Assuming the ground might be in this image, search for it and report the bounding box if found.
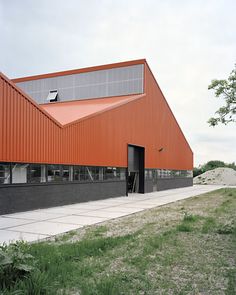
[1,188,236,295]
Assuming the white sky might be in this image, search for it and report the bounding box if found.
[0,0,235,166]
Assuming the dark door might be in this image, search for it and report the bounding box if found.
[128,145,144,193]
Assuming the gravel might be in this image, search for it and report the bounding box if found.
[194,167,236,185]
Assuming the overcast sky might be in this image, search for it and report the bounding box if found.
[0,0,235,166]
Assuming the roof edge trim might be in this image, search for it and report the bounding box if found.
[0,72,63,128]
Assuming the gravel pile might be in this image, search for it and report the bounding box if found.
[194,167,236,185]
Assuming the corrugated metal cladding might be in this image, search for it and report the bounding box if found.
[0,60,193,170]
[15,64,144,104]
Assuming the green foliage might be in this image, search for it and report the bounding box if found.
[193,167,204,177]
[203,160,226,171]
[201,217,216,233]
[80,277,117,295]
[176,212,200,232]
[0,241,35,289]
[226,269,236,295]
[183,212,200,222]
[208,64,236,126]
[176,223,192,232]
[217,221,235,235]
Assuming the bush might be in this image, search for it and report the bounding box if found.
[0,241,35,289]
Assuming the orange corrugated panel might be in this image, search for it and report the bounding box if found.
[0,60,193,170]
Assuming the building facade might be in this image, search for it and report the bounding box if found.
[0,59,193,214]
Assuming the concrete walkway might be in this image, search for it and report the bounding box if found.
[0,185,227,244]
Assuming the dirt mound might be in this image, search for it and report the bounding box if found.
[193,167,236,185]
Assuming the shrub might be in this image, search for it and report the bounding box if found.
[0,241,35,289]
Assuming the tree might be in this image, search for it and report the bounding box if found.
[202,160,225,172]
[208,65,236,126]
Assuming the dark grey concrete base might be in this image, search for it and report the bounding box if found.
[156,178,193,191]
[145,180,153,193]
[0,181,126,215]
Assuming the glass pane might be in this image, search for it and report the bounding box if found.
[47,165,61,182]
[120,168,126,180]
[12,163,28,183]
[29,164,46,183]
[74,166,80,181]
[0,163,10,184]
[62,165,70,182]
[104,167,115,180]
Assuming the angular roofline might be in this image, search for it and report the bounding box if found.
[62,94,146,128]
[1,71,146,128]
[0,72,63,128]
[12,59,146,83]
[144,61,193,154]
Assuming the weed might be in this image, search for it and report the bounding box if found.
[16,271,51,295]
[176,223,192,232]
[201,217,216,233]
[183,212,200,222]
[88,225,108,237]
[226,269,236,295]
[0,241,35,289]
[217,221,235,235]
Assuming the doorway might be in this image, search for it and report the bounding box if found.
[127,145,144,193]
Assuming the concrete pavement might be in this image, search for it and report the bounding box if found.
[0,185,227,244]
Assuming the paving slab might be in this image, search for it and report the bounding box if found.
[122,202,160,208]
[75,210,132,219]
[9,221,80,236]
[0,229,49,244]
[99,206,145,213]
[0,185,227,244]
[66,203,110,210]
[40,207,92,215]
[0,217,35,229]
[49,215,107,225]
[5,211,68,221]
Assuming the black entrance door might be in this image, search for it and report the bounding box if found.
[128,145,145,193]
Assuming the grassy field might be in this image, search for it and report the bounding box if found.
[1,188,236,295]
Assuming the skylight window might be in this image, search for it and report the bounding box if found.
[47,90,58,102]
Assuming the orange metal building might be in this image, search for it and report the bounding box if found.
[0,59,193,214]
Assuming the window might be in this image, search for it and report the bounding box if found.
[104,167,115,180]
[88,166,100,181]
[73,166,90,181]
[12,163,28,183]
[28,164,46,183]
[0,163,129,184]
[119,168,126,180]
[47,165,61,182]
[0,163,10,184]
[61,165,70,181]
[47,90,58,102]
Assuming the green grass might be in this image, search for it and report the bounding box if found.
[1,188,236,294]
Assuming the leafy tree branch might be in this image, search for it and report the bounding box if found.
[208,65,236,126]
